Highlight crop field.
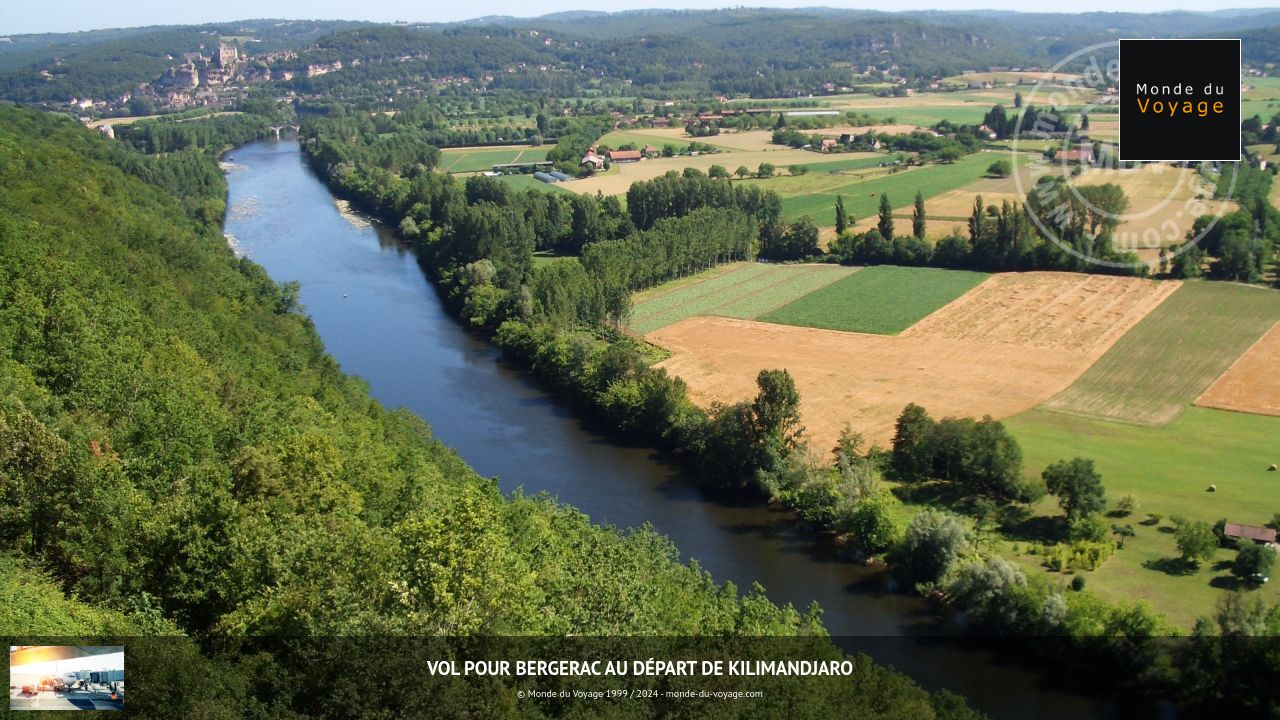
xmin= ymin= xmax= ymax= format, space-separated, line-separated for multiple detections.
xmin=1005 ymin=407 xmax=1280 ymax=628
xmin=438 ymin=146 xmax=548 ymax=173
xmin=780 ymin=152 xmax=1008 ymax=225
xmin=650 ymin=271 xmax=1173 ymax=450
xmin=1196 ymin=321 xmax=1280 ymax=417
xmin=941 ymin=71 xmax=1082 ymax=85
xmin=598 ymin=128 xmax=747 ymax=152
xmin=568 ymin=150 xmax=879 ymax=196
xmin=759 ymin=265 xmax=988 ymax=334
xmin=1042 ymin=281 xmax=1280 ymax=425
xmin=627 ymin=262 xmax=857 ymax=334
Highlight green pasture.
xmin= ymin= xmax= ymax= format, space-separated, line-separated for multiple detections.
xmin=758 ymin=265 xmax=988 ymax=334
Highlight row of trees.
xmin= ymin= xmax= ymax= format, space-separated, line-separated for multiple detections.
xmin=827 ymin=184 xmax=1145 ymax=275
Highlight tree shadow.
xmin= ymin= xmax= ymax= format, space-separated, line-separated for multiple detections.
xmin=1001 ymin=514 xmax=1064 ymax=544
xmin=1143 ymin=557 xmax=1198 ymax=576
xmin=1157 ymin=526 xmax=1176 ymax=534
xmin=1209 ymin=575 xmax=1245 ymax=590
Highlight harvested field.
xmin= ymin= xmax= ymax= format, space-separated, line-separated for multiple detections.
xmin=1196 ymin=320 xmax=1280 ymax=417
xmin=628 ymin=263 xmax=857 ymax=334
xmin=651 ymin=271 xmax=1176 ymax=448
xmin=903 ymin=272 xmax=1180 ymax=353
xmin=759 ymin=265 xmax=988 ymax=334
xmin=1043 ymin=282 xmax=1280 ymax=425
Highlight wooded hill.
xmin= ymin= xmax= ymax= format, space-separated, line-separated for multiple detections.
xmin=8 ymin=9 xmax=1280 ymax=103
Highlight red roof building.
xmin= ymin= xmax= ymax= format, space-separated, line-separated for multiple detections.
xmin=1225 ymin=523 xmax=1278 ymax=544
xmin=609 ymin=150 xmax=643 ymax=163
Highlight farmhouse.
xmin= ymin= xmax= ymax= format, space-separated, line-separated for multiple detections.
xmin=1223 ymin=522 xmax=1278 ymax=546
xmin=820 ymin=138 xmax=838 ymax=152
xmin=642 ymin=144 xmax=660 ymax=158
xmin=581 ymin=150 xmax=605 ymax=170
xmin=1056 ymin=142 xmax=1095 ymax=165
xmin=609 ymin=150 xmax=643 ymax=163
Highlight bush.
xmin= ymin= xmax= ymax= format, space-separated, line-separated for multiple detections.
xmin=986 ymin=160 xmax=1012 ymax=178
xmin=1070 ymin=575 xmax=1087 ymax=591
xmin=1044 ymin=541 xmax=1114 ymax=572
xmin=840 ymin=496 xmax=901 ymax=554
xmin=893 ymin=509 xmax=973 ymax=585
xmin=1115 ymin=494 xmax=1140 ymax=517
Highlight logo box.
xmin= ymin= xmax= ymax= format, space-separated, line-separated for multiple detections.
xmin=1119 ymin=39 xmax=1241 ymax=162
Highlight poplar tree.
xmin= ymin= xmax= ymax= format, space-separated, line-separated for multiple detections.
xmin=912 ymin=191 xmax=926 ymax=239
xmin=877 ymin=193 xmax=894 ymax=242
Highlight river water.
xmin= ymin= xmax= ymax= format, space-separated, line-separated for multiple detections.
xmin=222 ymin=138 xmax=1130 ymax=720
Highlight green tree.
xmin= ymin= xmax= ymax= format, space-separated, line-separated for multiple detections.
xmin=757 ymin=162 xmax=775 ymax=178
xmin=708 ymin=164 xmax=730 ymax=180
xmin=877 ymin=193 xmax=894 ymax=241
xmin=894 ymin=509 xmax=972 ymax=585
xmin=1043 ymin=457 xmax=1106 ymax=523
xmin=912 ymin=191 xmax=926 ymax=239
xmin=1175 ymin=520 xmax=1219 ymax=567
xmin=834 ymin=195 xmax=848 ymax=236
xmin=891 ymin=403 xmax=935 ymax=481
xmin=752 ymin=369 xmax=803 ymax=449
xmin=986 ymin=160 xmax=1012 ymax=178
xmin=1232 ymin=543 xmax=1276 ymax=580
xmin=734 ymin=165 xmax=750 ymax=179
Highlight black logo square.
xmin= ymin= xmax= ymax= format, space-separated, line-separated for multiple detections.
xmin=1120 ymin=39 xmax=1240 ymax=162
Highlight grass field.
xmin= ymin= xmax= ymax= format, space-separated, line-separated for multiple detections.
xmin=627 ymin=262 xmax=857 ymax=334
xmin=758 ymin=265 xmax=989 ymax=334
xmin=1042 ymin=281 xmax=1280 ymax=425
xmin=780 ymin=152 xmax=1005 ymax=225
xmin=497 ymin=173 xmax=571 ymax=193
xmin=1004 ymin=406 xmax=1280 ymax=628
xmin=438 ymin=146 xmax=548 ymax=173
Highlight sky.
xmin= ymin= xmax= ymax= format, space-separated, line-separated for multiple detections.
xmin=3 ymin=0 xmax=1280 ymax=36
xmin=9 ymin=651 xmax=125 ymax=679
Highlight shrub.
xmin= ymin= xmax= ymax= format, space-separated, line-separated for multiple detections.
xmin=1070 ymin=575 xmax=1086 ymax=591
xmin=1043 ymin=541 xmax=1113 ymax=572
xmin=1115 ymin=494 xmax=1140 ymax=517
xmin=840 ymin=495 xmax=901 ymax=554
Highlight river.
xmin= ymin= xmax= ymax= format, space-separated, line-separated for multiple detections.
xmin=221 ymin=138 xmax=1135 ymax=720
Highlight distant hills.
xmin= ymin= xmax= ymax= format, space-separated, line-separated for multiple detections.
xmin=5 ymin=8 xmax=1280 ymax=105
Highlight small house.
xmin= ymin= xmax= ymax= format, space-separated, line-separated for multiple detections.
xmin=642 ymin=145 xmax=660 ymax=159
xmin=1224 ymin=522 xmax=1278 ymax=546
